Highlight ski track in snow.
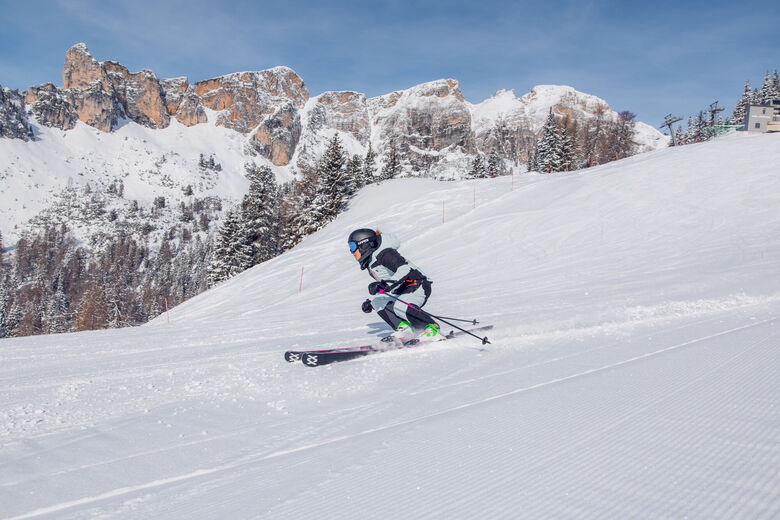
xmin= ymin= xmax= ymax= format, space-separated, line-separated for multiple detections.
xmin=2 ymin=132 xmax=780 ymax=519
xmin=3 ymin=313 xmax=778 ymax=519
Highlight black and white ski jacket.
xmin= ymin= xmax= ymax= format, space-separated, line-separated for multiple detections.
xmin=361 ymin=233 xmax=430 ymax=295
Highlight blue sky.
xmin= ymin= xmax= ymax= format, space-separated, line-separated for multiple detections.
xmin=1 ymin=0 xmax=777 ymax=128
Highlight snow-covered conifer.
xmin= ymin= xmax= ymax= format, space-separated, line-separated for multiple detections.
xmin=345 ymin=154 xmax=364 ymax=192
xmin=758 ymin=71 xmax=775 ymax=104
xmin=468 ymin=155 xmax=487 ymax=178
xmin=486 ymin=150 xmax=505 ymax=177
xmin=362 ymin=142 xmax=377 ymax=186
xmin=536 ymin=110 xmax=563 ymax=173
xmin=381 ymin=143 xmax=401 ymax=180
xmin=312 ymin=135 xmax=349 ymax=222
xmin=674 ymin=126 xmax=684 ymax=146
xmin=559 ymin=126 xmax=575 ymax=170
xmin=207 ymin=209 xmax=253 ymax=286
xmin=729 ymin=81 xmax=753 ymax=126
xmin=241 ymin=164 xmax=280 ymax=264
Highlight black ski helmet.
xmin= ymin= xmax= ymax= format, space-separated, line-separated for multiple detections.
xmin=348 ymin=228 xmax=379 ymax=256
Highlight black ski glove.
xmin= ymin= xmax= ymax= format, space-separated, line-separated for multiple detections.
xmin=362 ymin=299 xmax=373 ymax=313
xmin=368 ymin=281 xmax=389 ymax=295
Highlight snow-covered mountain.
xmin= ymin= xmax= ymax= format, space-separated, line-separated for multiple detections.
xmin=0 ymin=44 xmax=666 ymax=242
xmin=1 ymin=132 xmax=778 ymax=518
xmin=471 ymin=85 xmax=665 ymax=152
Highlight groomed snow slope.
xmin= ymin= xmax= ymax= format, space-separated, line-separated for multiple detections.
xmin=2 ymin=132 xmax=779 ymax=519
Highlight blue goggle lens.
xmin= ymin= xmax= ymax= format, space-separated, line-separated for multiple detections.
xmin=348 ymin=241 xmax=358 ymax=252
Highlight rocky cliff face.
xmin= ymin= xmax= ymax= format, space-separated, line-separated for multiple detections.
xmin=35 ymin=44 xmax=309 ymax=165
xmin=368 ymin=79 xmax=475 ymax=171
xmin=4 ymin=43 xmax=665 ymax=172
xmin=24 ymin=83 xmax=78 ymax=130
xmin=191 ymin=68 xmax=308 ymax=165
xmin=0 ymin=86 xmax=34 ymax=140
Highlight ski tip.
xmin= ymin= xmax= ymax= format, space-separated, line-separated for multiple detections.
xmin=284 ymin=352 xmax=302 ymax=362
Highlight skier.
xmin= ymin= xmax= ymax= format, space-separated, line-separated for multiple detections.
xmin=348 ymin=228 xmax=440 ymax=343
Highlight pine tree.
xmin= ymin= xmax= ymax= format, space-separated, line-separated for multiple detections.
xmin=280 ymin=166 xmax=320 ymax=251
xmin=694 ymin=111 xmax=708 ymax=142
xmin=559 ymin=126 xmax=576 ymax=170
xmin=468 ymin=155 xmax=487 ymax=178
xmin=684 ymin=116 xmax=695 ymax=144
xmin=207 ymin=209 xmax=253 ymax=286
xmin=729 ymin=80 xmax=753 ymax=126
xmin=536 ymin=110 xmax=563 ymax=173
xmin=381 ymin=143 xmax=401 ymax=180
xmin=0 ymin=282 xmax=9 ymax=338
xmin=4 ymin=299 xmax=22 ymax=337
xmin=241 ymin=164 xmax=281 ymax=264
xmin=758 ymin=71 xmax=775 ymax=104
xmin=362 ymin=142 xmax=377 ymax=186
xmin=312 ymin=134 xmax=350 ymax=222
xmin=526 ymin=147 xmax=537 ymax=172
xmin=345 ymin=154 xmax=364 ymax=193
xmin=764 ymin=69 xmax=780 ymax=101
xmin=674 ymin=126 xmax=684 ymax=146
xmin=613 ymin=111 xmax=636 ymax=159
xmin=42 ymin=278 xmax=70 ymax=334
xmin=486 ymin=150 xmax=505 ymax=177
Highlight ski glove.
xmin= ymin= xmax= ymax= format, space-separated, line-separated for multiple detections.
xmin=362 ymin=299 xmax=373 ymax=313
xmin=368 ymin=281 xmax=389 ymax=295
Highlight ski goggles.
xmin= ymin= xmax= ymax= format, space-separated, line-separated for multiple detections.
xmin=349 ymin=238 xmax=370 ymax=253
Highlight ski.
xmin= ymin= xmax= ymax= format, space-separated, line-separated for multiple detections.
xmin=286 ymin=325 xmax=493 ymax=367
xmin=284 ymin=343 xmax=375 ymax=363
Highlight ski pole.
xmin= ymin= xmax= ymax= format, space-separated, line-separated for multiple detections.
xmin=428 ymin=315 xmax=480 ymax=325
xmin=378 ymin=289 xmax=490 ymax=345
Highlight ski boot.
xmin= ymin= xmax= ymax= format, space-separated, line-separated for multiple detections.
xmin=421 ymin=323 xmax=441 ymax=341
xmin=381 ymin=320 xmax=415 ymax=344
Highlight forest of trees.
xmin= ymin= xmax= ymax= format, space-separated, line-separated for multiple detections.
xmin=467 ymin=106 xmax=639 ymax=177
xmin=0 ymin=135 xmax=393 ymax=337
xmin=0 ymin=223 xmax=212 ymax=337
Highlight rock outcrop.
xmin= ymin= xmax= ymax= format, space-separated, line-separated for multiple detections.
xmin=251 ymin=102 xmax=302 ymax=166
xmin=174 ymin=86 xmax=208 ymax=127
xmin=307 ymin=91 xmax=370 ymax=145
xmin=24 ymin=83 xmax=78 ymax=130
xmin=62 ymin=43 xmax=112 ymax=92
xmin=368 ymin=79 xmax=475 ymax=171
xmin=103 ymin=61 xmax=170 ymax=129
xmin=160 ymin=77 xmax=188 ymax=116
xmin=51 ymin=46 xmax=311 ymax=164
xmin=0 ymin=86 xmax=34 ymax=140
xmin=194 ymin=68 xmax=307 ymax=134
xmin=66 ymin=82 xmax=119 ymax=133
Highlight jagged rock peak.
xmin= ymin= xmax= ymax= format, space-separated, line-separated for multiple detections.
xmin=63 ymin=43 xmax=111 ymax=92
